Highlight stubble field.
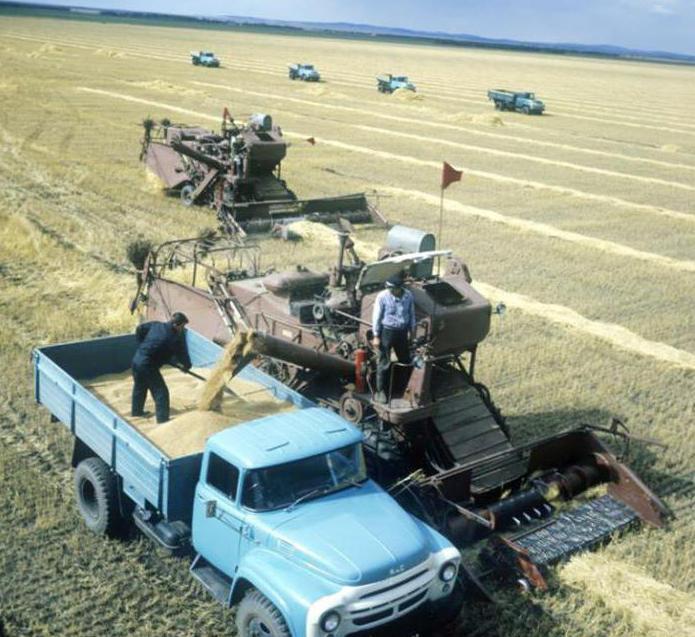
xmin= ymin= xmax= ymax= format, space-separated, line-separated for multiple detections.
xmin=0 ymin=10 xmax=694 ymax=637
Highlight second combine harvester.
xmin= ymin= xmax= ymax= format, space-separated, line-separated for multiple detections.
xmin=140 ymin=109 xmax=385 ymax=235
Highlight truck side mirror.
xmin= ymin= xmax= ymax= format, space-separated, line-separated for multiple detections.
xmin=206 ymin=500 xmax=217 ymax=518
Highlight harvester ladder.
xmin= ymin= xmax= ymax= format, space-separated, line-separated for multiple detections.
xmin=207 ymin=276 xmax=250 ymax=337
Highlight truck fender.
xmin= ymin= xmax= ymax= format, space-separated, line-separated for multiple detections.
xmin=71 ymin=437 xmax=95 ymax=468
xmin=232 ymin=549 xmax=334 ymax=637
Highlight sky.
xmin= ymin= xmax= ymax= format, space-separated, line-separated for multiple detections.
xmin=14 ymin=0 xmax=695 ymax=56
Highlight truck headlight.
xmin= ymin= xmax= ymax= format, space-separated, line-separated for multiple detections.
xmin=320 ymin=610 xmax=341 ymax=632
xmin=439 ymin=561 xmax=458 ymax=582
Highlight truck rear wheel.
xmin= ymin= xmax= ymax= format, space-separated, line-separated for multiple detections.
xmin=74 ymin=457 xmax=120 ymax=536
xmin=236 ymin=589 xmax=290 ymax=637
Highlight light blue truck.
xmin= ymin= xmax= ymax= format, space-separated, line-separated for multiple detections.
xmin=288 ymin=63 xmax=320 ymax=81
xmin=376 ymin=74 xmax=416 ymax=93
xmin=487 ymin=89 xmax=545 ymax=114
xmin=33 ymin=330 xmax=461 ymax=637
xmin=191 ymin=51 xmax=220 ymax=67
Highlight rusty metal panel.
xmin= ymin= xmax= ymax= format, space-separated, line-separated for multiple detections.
xmin=145 ymin=143 xmax=188 ymax=188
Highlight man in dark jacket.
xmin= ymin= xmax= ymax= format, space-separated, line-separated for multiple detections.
xmin=131 ymin=312 xmax=192 ymax=423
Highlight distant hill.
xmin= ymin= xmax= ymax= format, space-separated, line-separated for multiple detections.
xmin=2 ymin=1 xmax=694 ymax=64
xmin=219 ymin=15 xmax=695 ymax=64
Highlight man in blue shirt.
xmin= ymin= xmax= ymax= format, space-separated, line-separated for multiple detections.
xmin=131 ymin=312 xmax=192 ymax=423
xmin=372 ymin=273 xmax=416 ymax=403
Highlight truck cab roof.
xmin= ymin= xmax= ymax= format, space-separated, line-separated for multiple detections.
xmin=207 ymin=406 xmax=362 ymax=469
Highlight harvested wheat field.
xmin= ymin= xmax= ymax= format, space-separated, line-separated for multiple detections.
xmin=0 ymin=7 xmax=694 ymax=637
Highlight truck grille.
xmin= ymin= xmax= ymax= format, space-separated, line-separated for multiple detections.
xmin=344 ymin=565 xmax=436 ymax=632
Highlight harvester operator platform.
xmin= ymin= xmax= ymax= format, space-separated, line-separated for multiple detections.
xmin=372 ymin=273 xmax=416 ymax=403
xmin=131 ymin=312 xmax=191 ymax=423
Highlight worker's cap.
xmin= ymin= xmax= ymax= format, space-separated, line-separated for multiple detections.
xmin=171 ymin=312 xmax=189 ymax=326
xmin=385 ymin=273 xmax=404 ymax=288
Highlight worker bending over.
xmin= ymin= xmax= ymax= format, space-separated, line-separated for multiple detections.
xmin=372 ymin=274 xmax=416 ymax=403
xmin=131 ymin=312 xmax=191 ymax=423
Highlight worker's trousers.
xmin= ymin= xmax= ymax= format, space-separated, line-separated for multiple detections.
xmin=376 ymin=328 xmax=411 ymax=395
xmin=131 ymin=363 xmax=170 ymax=423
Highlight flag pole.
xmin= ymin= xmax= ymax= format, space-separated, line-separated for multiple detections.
xmin=437 ymin=185 xmax=445 ymax=250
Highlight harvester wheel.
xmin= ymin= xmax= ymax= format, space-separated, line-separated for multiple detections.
xmin=74 ymin=457 xmax=120 ymax=536
xmin=340 ymin=392 xmax=364 ymax=424
xmin=236 ymin=589 xmax=290 ymax=637
xmin=180 ymin=183 xmax=196 ymax=206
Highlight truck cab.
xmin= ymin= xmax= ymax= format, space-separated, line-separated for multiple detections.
xmin=513 ymin=92 xmax=544 ymax=114
xmin=191 ymin=51 xmax=220 ymax=67
xmin=377 ymin=74 xmax=416 ymax=93
xmin=191 ymin=407 xmax=460 ymax=637
xmin=289 ymin=63 xmax=320 ymax=81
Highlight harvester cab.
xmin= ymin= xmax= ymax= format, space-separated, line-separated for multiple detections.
xmin=131 ymin=224 xmax=669 ymax=596
xmin=139 ymin=110 xmax=386 ymax=235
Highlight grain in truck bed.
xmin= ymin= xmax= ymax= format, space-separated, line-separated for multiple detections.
xmin=85 ymin=365 xmax=295 ymax=458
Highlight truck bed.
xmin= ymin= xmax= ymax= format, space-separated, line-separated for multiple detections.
xmin=33 ymin=330 xmax=312 ymax=524
xmin=86 ymin=366 xmax=294 ymax=459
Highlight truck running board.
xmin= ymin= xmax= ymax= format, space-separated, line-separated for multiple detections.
xmin=190 ymin=554 xmax=233 ymax=605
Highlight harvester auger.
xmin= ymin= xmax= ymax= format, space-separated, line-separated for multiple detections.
xmin=129 ymin=225 xmax=669 ymax=596
xmin=139 ymin=109 xmax=386 ymax=235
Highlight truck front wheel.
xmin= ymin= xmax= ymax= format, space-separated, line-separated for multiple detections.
xmin=74 ymin=457 xmax=120 ymax=536
xmin=236 ymin=589 xmax=290 ymax=637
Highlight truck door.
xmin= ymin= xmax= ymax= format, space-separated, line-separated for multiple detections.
xmin=193 ymin=452 xmax=245 ymax=578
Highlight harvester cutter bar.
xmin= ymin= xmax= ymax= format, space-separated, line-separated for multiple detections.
xmin=508 ymin=494 xmax=638 ymax=566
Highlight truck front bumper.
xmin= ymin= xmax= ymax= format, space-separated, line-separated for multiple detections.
xmin=305 ymin=546 xmax=460 ymax=637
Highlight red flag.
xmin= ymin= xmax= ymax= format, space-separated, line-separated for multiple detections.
xmin=441 ymin=161 xmax=463 ymax=190
xmin=306 ymin=137 xmax=316 ymax=145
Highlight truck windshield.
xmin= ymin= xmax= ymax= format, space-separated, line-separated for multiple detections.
xmin=393 ymin=76 xmax=407 ymax=82
xmin=303 ymin=65 xmax=314 ymax=70
xmin=241 ymin=444 xmax=367 ymax=511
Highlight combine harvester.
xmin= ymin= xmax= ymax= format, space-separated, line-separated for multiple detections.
xmin=139 ymin=110 xmax=385 ymax=235
xmin=131 ymin=224 xmax=669 ymax=596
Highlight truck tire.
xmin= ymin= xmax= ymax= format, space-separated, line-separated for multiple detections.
xmin=236 ymin=589 xmax=290 ymax=637
xmin=74 ymin=457 xmax=120 ymax=536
